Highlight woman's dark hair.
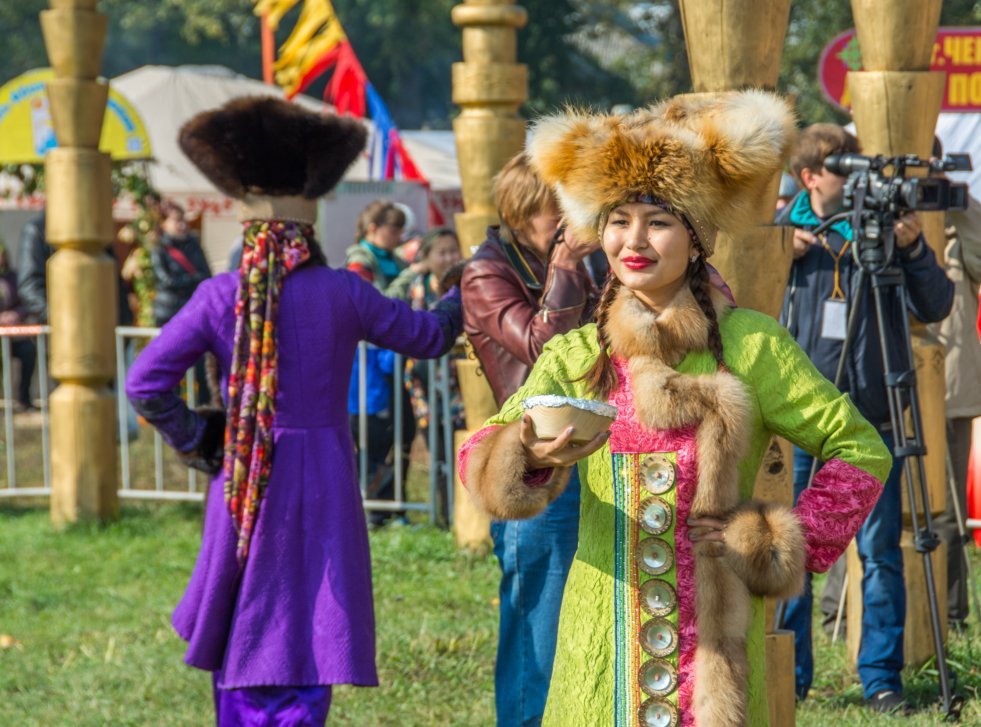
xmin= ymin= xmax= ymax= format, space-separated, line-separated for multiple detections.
xmin=304 ymin=235 xmax=328 ymax=267
xmin=583 ymin=247 xmax=726 ymax=399
xmin=355 ymin=199 xmax=406 ymax=242
xmin=687 ymin=253 xmax=727 ymax=371
xmin=158 ymin=200 xmax=185 ymax=220
xmin=583 ymin=272 xmax=622 ymax=400
xmin=418 ymin=227 xmax=458 ymax=259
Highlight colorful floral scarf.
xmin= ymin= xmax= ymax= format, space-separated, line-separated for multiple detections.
xmin=224 ymin=220 xmax=312 ymax=563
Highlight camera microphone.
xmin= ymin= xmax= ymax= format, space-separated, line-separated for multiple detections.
xmin=825 ymin=153 xmax=872 ymax=176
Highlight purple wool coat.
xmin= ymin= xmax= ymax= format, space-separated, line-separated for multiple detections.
xmin=126 ymin=266 xmax=460 ymax=689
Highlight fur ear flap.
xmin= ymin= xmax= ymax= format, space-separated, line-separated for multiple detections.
xmin=684 ymin=91 xmax=796 ymax=184
xmin=179 ymin=96 xmax=367 ymax=200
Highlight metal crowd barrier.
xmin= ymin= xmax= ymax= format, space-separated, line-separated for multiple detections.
xmin=354 ymin=342 xmax=456 ymax=524
xmin=116 ymin=326 xmax=203 ymax=502
xmin=0 ymin=324 xmax=50 ymax=497
xmin=0 ymin=326 xmax=457 ymax=523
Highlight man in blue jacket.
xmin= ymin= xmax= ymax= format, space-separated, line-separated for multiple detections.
xmin=778 ymin=124 xmax=954 ymax=714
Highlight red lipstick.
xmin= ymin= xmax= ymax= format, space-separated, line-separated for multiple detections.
xmin=622 ymin=256 xmax=655 ymax=270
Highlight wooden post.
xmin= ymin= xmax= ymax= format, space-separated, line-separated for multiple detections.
xmin=678 ymin=2 xmax=796 ymax=720
xmin=450 ymin=0 xmax=528 ymax=255
xmin=845 ymin=0 xmax=947 ymax=665
xmin=450 ymin=0 xmax=528 ymax=550
xmin=40 ymin=0 xmax=119 ymax=526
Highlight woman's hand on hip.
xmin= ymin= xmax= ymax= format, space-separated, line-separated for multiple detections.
xmin=520 ymin=414 xmax=610 ymax=469
xmin=687 ymin=516 xmax=727 ymax=556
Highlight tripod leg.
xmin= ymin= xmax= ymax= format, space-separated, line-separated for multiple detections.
xmin=869 ymin=273 xmax=961 ymax=717
xmin=832 ymin=560 xmax=849 ymax=645
xmin=946 ymin=440 xmax=981 ymax=624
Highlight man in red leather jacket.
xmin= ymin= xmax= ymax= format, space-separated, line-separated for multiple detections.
xmin=461 ymin=152 xmax=597 ymax=727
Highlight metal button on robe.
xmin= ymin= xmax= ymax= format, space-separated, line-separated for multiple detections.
xmin=639 ymin=579 xmax=677 ymax=617
xmin=640 ymin=617 xmax=678 ymax=658
xmin=639 ymin=698 xmax=679 ymax=727
xmin=640 ymin=454 xmax=675 ymax=494
xmin=637 ymin=538 xmax=674 ymax=576
xmin=639 ymin=658 xmax=678 ymax=697
xmin=639 ymin=496 xmax=673 ymax=536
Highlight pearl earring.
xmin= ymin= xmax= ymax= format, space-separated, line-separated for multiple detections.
xmin=690 ymin=254 xmax=699 ymax=263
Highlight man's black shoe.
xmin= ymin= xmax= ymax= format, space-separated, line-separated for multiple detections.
xmin=866 ymin=690 xmax=908 ymax=714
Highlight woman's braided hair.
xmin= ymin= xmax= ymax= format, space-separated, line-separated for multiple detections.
xmin=687 ymin=249 xmax=728 ymax=372
xmin=583 ymin=245 xmax=727 ymax=399
xmin=583 ymin=272 xmax=622 ymax=399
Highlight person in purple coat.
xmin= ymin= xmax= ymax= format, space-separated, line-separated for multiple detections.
xmin=125 ymin=97 xmax=462 ymax=725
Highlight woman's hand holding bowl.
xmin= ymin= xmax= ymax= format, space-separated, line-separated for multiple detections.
xmin=520 ymin=414 xmax=610 ymax=469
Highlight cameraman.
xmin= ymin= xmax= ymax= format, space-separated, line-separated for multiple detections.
xmin=778 ymin=124 xmax=954 ymax=714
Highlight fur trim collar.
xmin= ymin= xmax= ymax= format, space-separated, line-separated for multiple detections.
xmin=605 ymin=284 xmax=747 ymax=516
xmin=604 ymin=284 xmax=729 ymax=367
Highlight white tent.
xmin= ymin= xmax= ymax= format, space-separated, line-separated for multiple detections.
xmin=936 ymin=113 xmax=981 ymax=200
xmin=111 ymin=65 xmax=462 ymax=268
xmin=111 ymin=65 xmax=461 ymax=194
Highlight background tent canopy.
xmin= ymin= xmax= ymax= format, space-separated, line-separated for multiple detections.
xmin=0 ymin=68 xmax=152 ymax=164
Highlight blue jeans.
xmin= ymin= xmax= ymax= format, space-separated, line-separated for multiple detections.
xmin=782 ymin=438 xmax=905 ymax=700
xmin=490 ymin=469 xmax=581 ymax=727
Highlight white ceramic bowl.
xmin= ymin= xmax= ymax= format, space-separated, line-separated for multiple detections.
xmin=521 ymin=395 xmax=618 ymax=443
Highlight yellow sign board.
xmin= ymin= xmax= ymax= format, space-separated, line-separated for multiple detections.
xmin=0 ymin=68 xmax=152 ymax=164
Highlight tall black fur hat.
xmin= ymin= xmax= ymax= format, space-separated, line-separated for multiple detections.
xmin=178 ymin=96 xmax=368 ymax=200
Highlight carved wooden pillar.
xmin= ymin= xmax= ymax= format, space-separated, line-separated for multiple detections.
xmin=678 ymin=2 xmax=796 ymax=723
xmin=450 ymin=0 xmax=528 ymax=550
xmin=41 ymin=0 xmax=119 ymax=525
xmin=846 ymin=0 xmax=947 ymax=667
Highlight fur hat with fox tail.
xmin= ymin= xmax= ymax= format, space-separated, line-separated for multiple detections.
xmin=525 ymin=89 xmax=797 ymax=256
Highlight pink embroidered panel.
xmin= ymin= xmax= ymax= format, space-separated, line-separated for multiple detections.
xmin=609 ymin=358 xmax=700 ymax=725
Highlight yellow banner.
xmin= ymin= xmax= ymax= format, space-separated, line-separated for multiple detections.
xmin=0 ymin=68 xmax=152 ymax=165
xmin=253 ymin=0 xmax=302 ymax=32
xmin=255 ymin=0 xmax=347 ymax=97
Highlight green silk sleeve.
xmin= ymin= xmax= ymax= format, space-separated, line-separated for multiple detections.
xmin=485 ymin=326 xmax=600 ymax=428
xmin=728 ymin=310 xmax=892 ymax=484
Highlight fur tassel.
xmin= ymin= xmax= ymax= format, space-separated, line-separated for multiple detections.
xmin=724 ymin=501 xmax=807 ymax=599
xmin=693 ymin=557 xmax=752 ymax=727
xmin=464 ymin=421 xmax=573 ymax=520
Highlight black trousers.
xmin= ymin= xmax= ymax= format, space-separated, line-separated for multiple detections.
xmin=349 ymin=387 xmax=415 ymax=524
xmin=10 ymin=338 xmax=37 ymax=407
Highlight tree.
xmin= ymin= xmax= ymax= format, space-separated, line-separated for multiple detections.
xmin=2 ymin=1 xmax=978 ymax=129
xmin=328 ymin=0 xmax=639 ymax=126
xmin=780 ymin=0 xmax=854 ymax=125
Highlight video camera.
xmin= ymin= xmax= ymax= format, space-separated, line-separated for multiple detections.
xmin=825 ymin=152 xmax=972 ymax=214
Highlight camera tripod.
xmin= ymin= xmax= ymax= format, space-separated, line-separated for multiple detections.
xmin=803 ymin=197 xmax=964 ymax=720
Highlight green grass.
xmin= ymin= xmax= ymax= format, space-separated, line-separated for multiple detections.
xmin=1 ymin=499 xmax=979 ymax=725
xmin=0 ymin=505 xmax=499 ymax=726
xmin=795 ymin=562 xmax=981 ymax=726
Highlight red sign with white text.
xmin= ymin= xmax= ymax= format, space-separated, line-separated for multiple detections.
xmin=819 ymin=27 xmax=981 ymax=112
